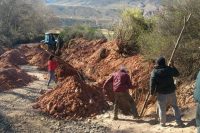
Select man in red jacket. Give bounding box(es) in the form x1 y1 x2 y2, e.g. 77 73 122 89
47 55 58 86
103 66 139 120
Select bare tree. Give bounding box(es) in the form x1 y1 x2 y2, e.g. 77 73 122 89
0 0 57 47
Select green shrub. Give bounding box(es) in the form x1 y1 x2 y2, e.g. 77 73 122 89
139 0 200 79
0 0 56 47
60 25 105 46
114 8 153 55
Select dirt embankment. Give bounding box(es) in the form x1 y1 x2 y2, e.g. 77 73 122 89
0 48 36 91
0 49 27 65
0 40 193 119
18 43 109 119
34 76 109 119
18 45 49 71
60 38 195 114
60 39 153 113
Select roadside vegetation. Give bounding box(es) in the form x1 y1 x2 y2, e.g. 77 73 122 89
0 0 57 47
114 8 153 55
115 0 200 79
60 25 105 46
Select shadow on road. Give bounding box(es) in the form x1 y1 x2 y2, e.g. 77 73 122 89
0 112 14 132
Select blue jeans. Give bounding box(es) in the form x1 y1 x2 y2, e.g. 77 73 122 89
157 92 181 124
47 71 56 86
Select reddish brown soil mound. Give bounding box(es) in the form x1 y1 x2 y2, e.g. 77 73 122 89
0 46 36 91
34 76 109 119
55 60 79 81
0 49 27 65
0 68 36 91
19 45 50 71
61 39 153 114
0 61 18 69
177 81 195 108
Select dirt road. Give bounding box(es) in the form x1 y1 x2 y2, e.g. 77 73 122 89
0 65 197 133
0 65 108 133
93 109 197 133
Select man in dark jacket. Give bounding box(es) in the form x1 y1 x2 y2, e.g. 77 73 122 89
194 71 200 132
103 66 139 120
150 57 184 127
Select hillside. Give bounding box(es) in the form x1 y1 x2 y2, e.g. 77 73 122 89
45 0 161 27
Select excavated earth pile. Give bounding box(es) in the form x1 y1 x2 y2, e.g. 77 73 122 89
61 39 108 69
24 44 110 119
55 59 78 81
19 44 49 71
34 76 109 119
61 39 154 114
60 38 194 115
0 68 35 91
0 47 36 91
0 49 27 65
177 81 195 108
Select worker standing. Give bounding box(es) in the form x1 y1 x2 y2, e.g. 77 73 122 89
103 66 139 120
55 36 64 55
47 55 58 87
150 57 184 127
194 71 200 132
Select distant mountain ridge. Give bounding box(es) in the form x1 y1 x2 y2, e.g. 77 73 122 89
45 0 160 7
45 0 161 27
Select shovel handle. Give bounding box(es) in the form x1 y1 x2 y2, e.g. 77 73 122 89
140 91 151 117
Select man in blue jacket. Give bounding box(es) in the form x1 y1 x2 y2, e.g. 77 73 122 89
150 57 184 127
194 71 200 132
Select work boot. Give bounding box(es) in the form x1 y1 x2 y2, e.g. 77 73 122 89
133 115 140 120
176 121 185 128
160 123 166 127
113 116 118 120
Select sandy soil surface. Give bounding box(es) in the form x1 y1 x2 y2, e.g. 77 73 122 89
0 65 108 133
0 64 197 133
93 106 197 133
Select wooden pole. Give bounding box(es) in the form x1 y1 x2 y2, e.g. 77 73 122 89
168 13 192 65
140 91 150 117
140 13 192 117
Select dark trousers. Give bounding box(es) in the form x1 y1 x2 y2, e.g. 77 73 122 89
114 92 138 118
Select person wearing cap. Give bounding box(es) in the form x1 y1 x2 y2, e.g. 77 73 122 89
150 57 184 127
103 66 139 120
194 71 200 132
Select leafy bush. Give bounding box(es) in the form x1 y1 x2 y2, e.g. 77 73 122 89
114 8 153 55
139 0 200 79
60 25 105 45
0 0 56 47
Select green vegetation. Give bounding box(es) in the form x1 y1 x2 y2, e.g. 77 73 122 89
114 8 153 55
140 0 200 79
60 25 105 46
115 0 200 79
0 0 57 47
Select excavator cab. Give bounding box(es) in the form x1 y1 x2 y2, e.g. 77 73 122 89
41 30 60 52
